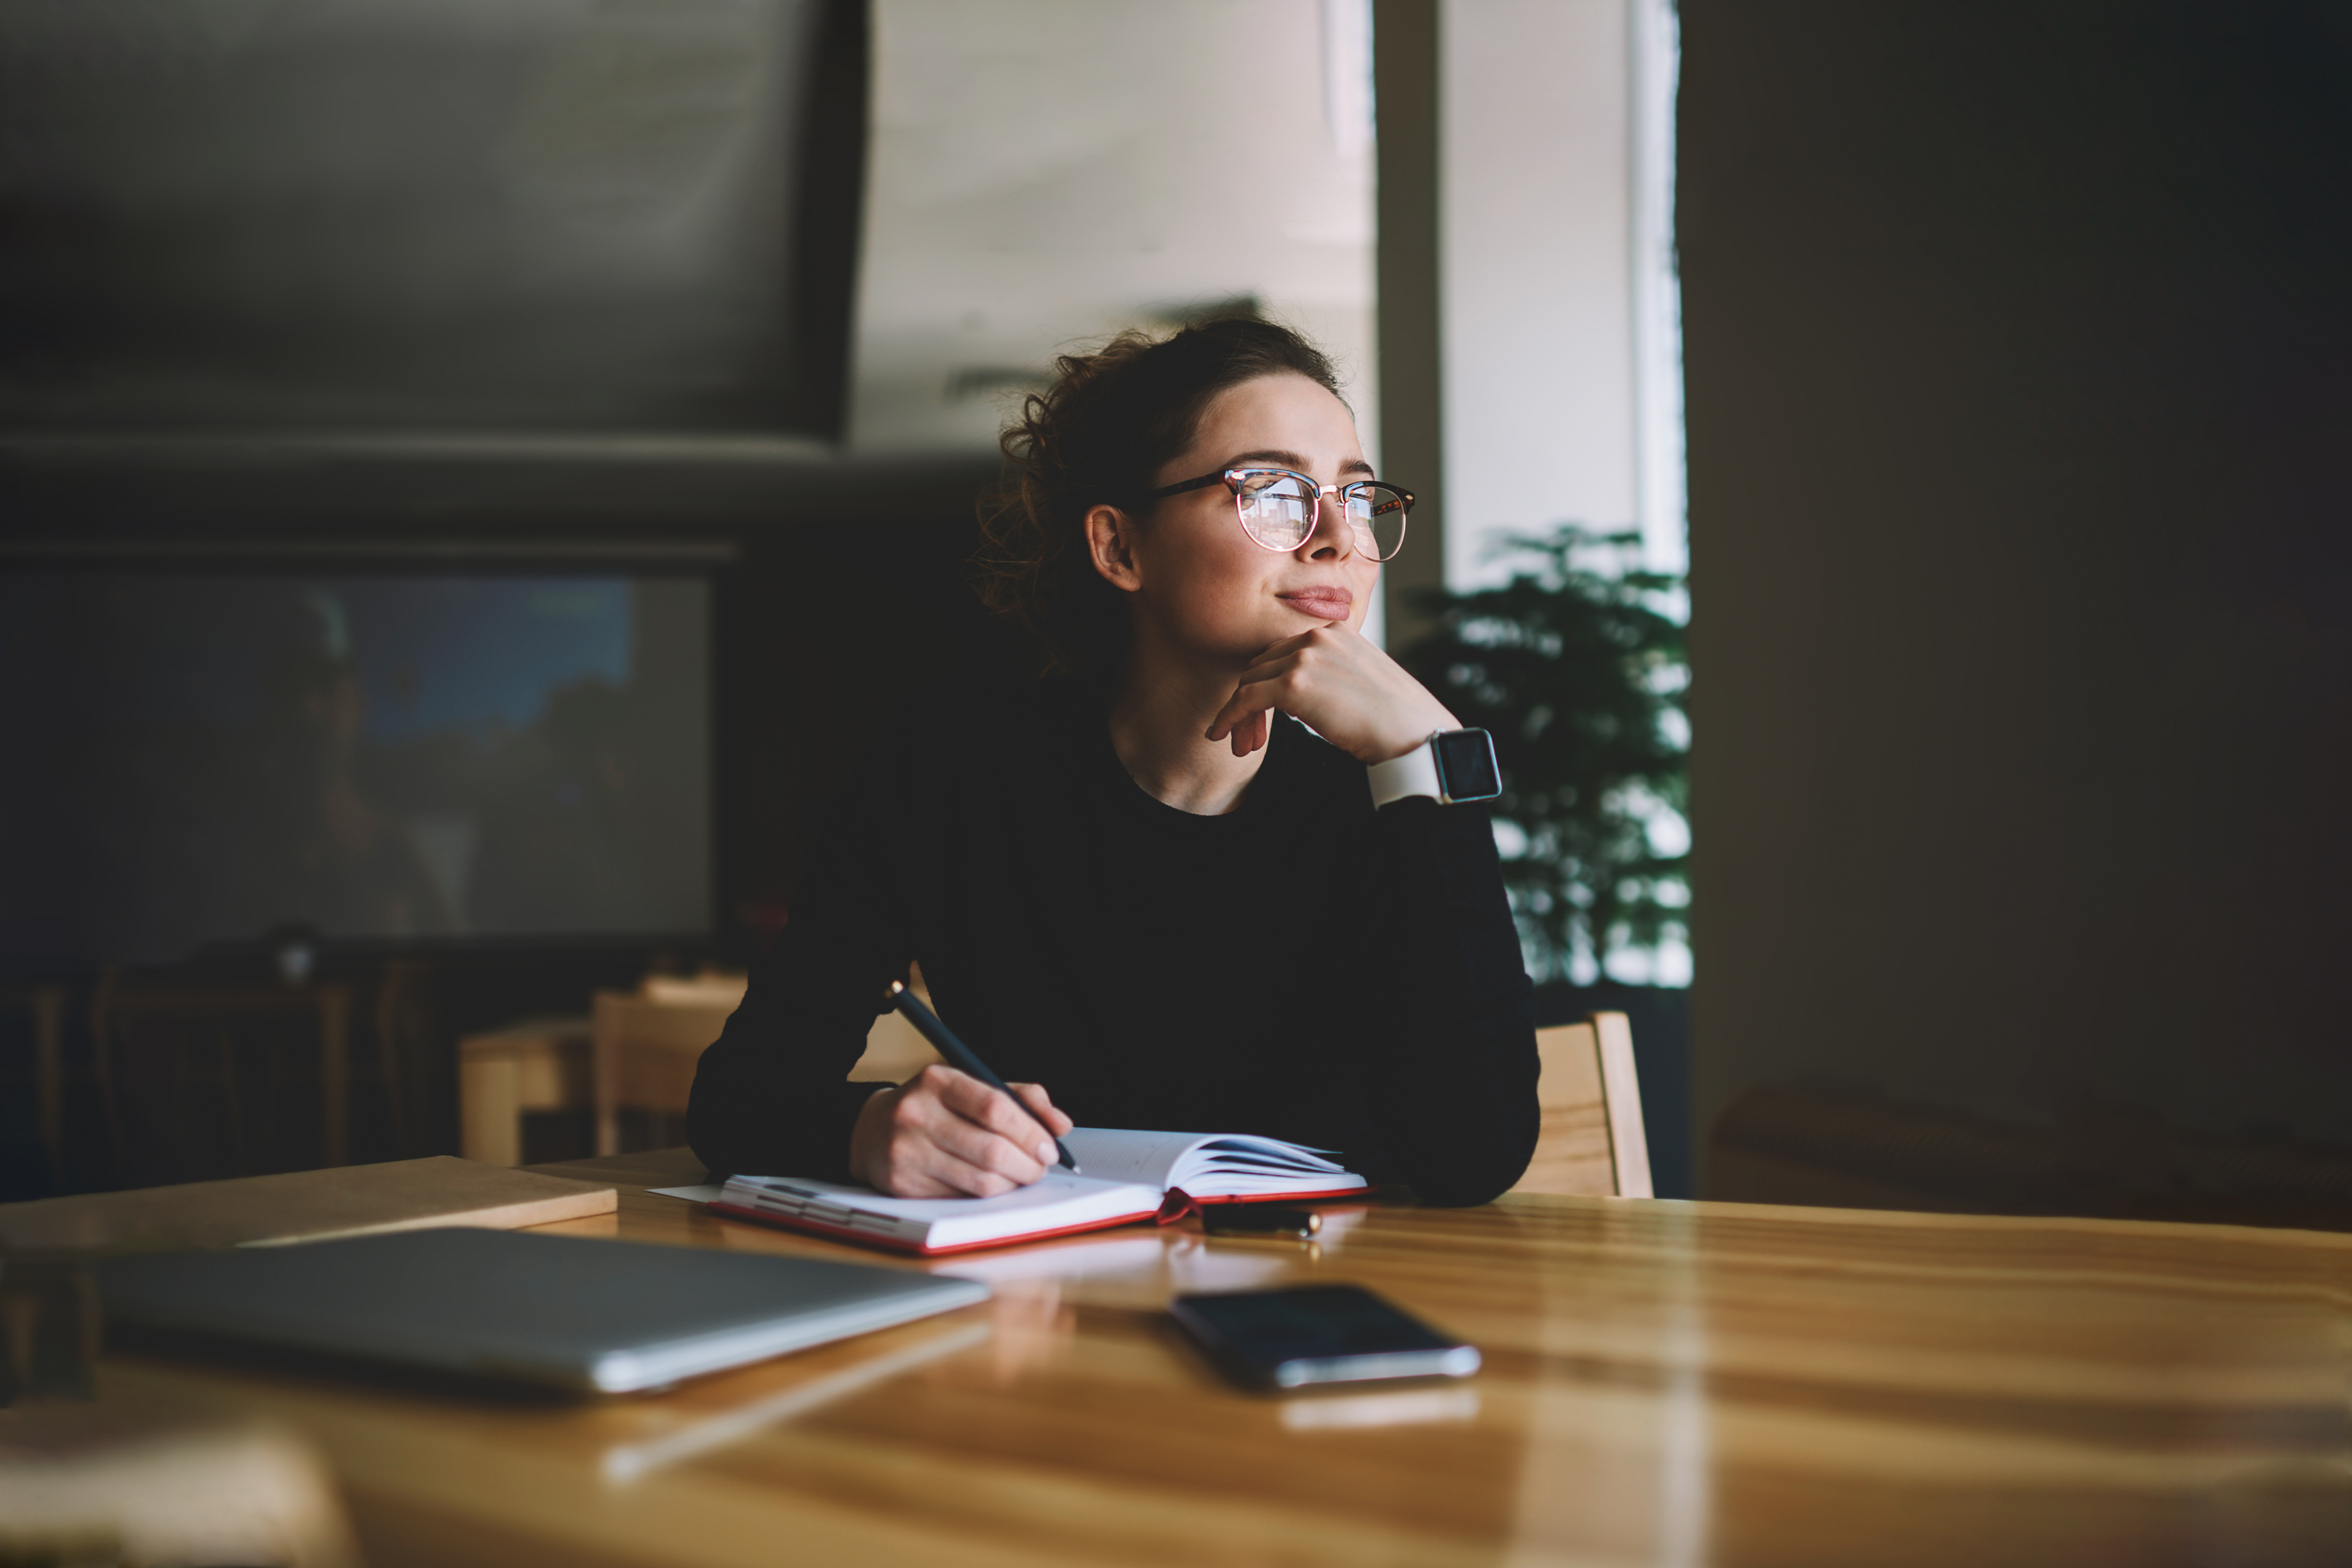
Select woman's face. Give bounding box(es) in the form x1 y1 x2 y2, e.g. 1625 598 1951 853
1112 372 1381 665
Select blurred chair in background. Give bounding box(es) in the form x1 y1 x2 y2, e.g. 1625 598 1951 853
845 973 948 1084
91 973 354 1188
56 963 437 1193
456 968 944 1167
367 960 439 1164
0 985 67 1199
457 1017 593 1169
1511 1013 1653 1199
593 971 749 1158
1707 1083 2352 1232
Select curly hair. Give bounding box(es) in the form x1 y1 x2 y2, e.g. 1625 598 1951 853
971 317 1344 673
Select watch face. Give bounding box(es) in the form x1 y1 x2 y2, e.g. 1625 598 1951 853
1433 729 1501 802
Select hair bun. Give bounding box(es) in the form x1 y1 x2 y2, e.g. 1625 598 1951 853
972 317 1343 673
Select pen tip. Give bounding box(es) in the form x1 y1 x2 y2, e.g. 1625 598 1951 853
885 979 905 998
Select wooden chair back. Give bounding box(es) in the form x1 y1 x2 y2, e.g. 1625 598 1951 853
4 984 68 1194
1511 1011 1653 1198
458 1017 592 1167
458 969 946 1166
592 977 746 1156
92 977 353 1186
589 968 948 1155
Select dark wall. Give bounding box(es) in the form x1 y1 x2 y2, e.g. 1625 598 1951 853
1373 0 1449 644
1679 4 2352 1216
714 477 1008 937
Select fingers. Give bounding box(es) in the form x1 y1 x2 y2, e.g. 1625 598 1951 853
1206 622 1458 765
1250 627 1330 663
854 1085 978 1197
855 1066 1060 1197
1009 1081 1074 1137
929 1067 1060 1161
917 1065 1055 1180
1228 708 1268 757
1205 676 1283 745
1205 628 1343 744
856 1071 1079 1199
878 1165 985 1199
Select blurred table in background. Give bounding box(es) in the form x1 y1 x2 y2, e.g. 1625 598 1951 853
84 1147 2352 1566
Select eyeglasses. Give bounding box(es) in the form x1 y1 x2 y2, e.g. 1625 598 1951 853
1143 467 1414 562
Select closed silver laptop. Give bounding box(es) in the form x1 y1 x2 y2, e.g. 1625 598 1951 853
97 1227 989 1393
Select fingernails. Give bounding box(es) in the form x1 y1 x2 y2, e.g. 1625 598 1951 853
1036 1142 1056 1164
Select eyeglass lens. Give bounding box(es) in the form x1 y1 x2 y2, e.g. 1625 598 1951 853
1232 471 1409 560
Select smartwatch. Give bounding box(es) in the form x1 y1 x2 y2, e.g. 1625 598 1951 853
1367 728 1502 809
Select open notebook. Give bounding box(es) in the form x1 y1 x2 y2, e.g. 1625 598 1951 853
712 1128 1370 1256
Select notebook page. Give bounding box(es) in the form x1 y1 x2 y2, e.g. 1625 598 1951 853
1167 1134 1348 1183
1174 1167 1371 1197
1057 1129 1364 1197
1057 1129 1219 1188
730 1171 1111 1222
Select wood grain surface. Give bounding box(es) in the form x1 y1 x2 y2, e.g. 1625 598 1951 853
92 1148 2352 1567
3 1156 614 1253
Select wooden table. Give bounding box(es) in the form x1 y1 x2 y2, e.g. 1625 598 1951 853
94 1149 2352 1566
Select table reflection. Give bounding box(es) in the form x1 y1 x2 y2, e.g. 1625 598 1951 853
931 1231 1295 1300
599 1319 990 1483
1280 1385 1482 1431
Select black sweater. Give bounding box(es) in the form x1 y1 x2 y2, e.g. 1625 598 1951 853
686 676 1539 1207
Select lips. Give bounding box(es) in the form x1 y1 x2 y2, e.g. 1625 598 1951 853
1277 587 1354 620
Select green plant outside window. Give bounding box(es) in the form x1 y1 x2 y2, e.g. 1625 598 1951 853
1400 526 1688 984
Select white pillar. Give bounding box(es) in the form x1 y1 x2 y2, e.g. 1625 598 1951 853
1439 0 1642 590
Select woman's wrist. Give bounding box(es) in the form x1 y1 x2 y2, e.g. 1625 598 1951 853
847 1084 896 1185
1358 706 1461 766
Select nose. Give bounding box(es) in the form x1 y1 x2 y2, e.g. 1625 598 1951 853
1301 485 1356 562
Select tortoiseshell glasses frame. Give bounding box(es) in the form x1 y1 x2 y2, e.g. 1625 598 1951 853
1142 467 1414 561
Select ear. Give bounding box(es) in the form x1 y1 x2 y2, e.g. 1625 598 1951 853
1084 503 1145 592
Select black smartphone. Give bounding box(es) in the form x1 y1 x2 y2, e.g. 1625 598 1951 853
1200 1205 1321 1238
1167 1285 1479 1390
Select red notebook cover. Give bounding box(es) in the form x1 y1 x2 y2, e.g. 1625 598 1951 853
707 1198 1159 1257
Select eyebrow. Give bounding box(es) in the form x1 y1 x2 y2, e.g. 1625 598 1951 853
1219 449 1378 480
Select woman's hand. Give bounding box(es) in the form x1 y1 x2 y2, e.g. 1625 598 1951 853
1204 622 1460 764
849 1064 1075 1197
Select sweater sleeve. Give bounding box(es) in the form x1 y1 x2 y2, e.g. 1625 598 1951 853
685 757 919 1182
1348 797 1540 1205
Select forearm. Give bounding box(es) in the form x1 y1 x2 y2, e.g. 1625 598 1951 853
687 1054 883 1181
686 709 940 1180
1352 799 1540 1205
684 913 904 1180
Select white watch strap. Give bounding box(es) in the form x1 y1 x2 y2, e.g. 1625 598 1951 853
1367 738 1442 808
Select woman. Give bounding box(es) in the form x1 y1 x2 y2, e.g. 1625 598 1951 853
687 318 1537 1206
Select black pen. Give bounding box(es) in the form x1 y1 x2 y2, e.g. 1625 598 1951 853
885 979 1079 1174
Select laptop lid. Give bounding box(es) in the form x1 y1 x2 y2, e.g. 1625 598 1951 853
97 1228 990 1393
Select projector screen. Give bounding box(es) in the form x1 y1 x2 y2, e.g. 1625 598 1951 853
0 571 712 963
